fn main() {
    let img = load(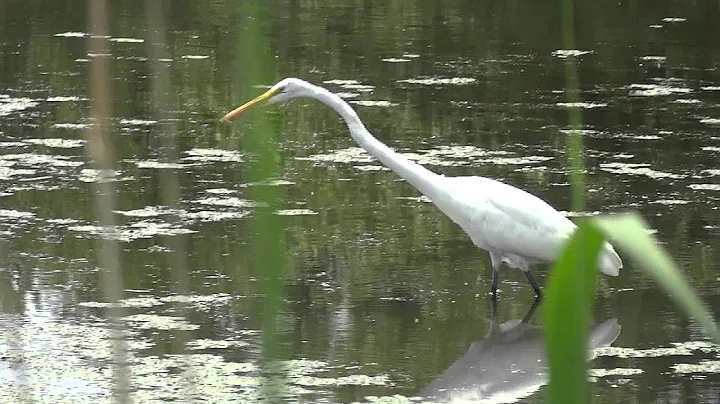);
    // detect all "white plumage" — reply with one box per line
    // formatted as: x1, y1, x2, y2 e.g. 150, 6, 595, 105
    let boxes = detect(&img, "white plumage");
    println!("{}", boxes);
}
222, 78, 622, 296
